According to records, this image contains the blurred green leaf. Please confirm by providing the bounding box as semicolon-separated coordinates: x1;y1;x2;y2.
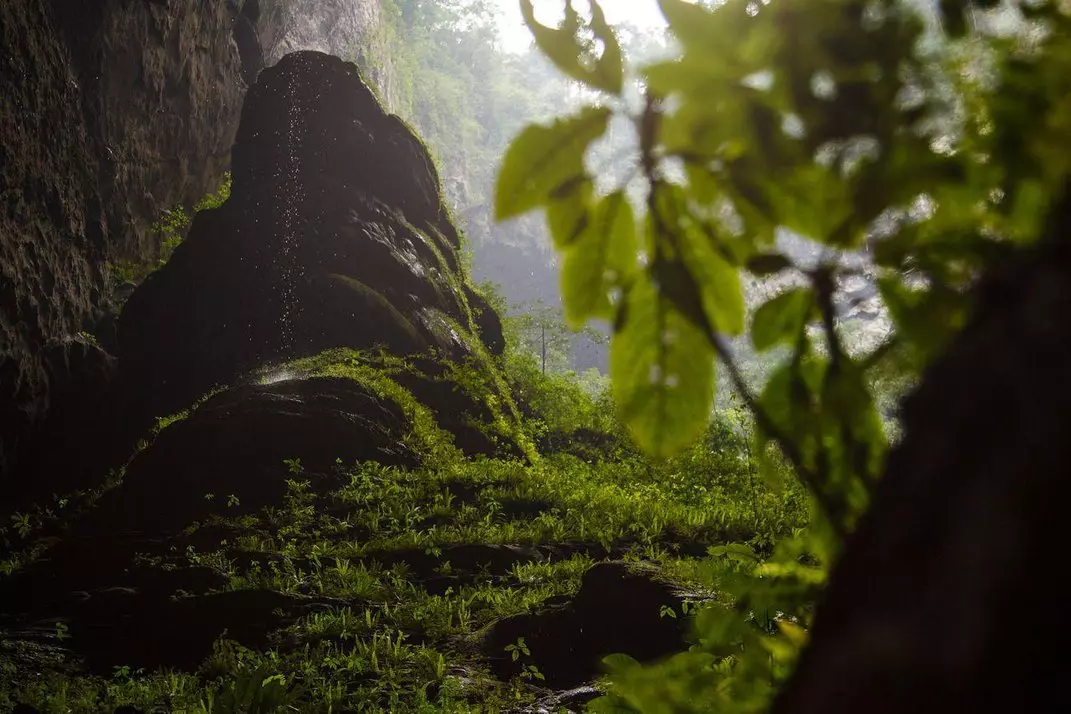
752;289;814;352
520;0;624;95
495;106;611;220
611;272;716;459
561;191;637;327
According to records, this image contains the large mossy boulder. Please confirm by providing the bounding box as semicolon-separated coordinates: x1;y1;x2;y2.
117;51;503;424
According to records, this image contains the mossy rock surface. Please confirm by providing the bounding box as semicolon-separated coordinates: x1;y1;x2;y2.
117;52;503;425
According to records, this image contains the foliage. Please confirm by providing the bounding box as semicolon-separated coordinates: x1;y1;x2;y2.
498;0;1071;710
0;352;805;712
108;174;232;292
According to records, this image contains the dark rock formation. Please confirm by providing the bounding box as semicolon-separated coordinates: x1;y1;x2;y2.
0;0;389;486
81;377;415;536
118;51;502;424
484;562;689;688
773;195;1071;712
0;0;248;480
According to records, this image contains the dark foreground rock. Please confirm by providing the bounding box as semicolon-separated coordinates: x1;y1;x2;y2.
0;51;528;697
81;376;415;536
484;562;689;689
4;51;511;510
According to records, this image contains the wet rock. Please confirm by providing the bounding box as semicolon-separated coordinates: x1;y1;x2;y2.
82;376;414;535
484;562;688;689
5;336;122;510
118;51;503;424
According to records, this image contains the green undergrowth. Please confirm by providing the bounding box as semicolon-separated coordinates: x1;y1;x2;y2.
279;347;536;463
2;343;809;712
2;443;802;712
107;175;232;293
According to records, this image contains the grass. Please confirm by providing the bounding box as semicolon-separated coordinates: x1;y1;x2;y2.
0;348;808;712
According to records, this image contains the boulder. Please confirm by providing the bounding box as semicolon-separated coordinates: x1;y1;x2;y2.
118;51;503;424
484;562;689;689
82;376;414;536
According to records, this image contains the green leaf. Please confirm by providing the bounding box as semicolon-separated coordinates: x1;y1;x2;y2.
611;272;716;458
877;276;968;365
658;0;778;67
561;191;637;327
602;653;642;673
495;106;611;220
752;288;815;352
757;353;826;471
652;184;745;335
520;0;624;95
546;178;594;250
822;360;888;488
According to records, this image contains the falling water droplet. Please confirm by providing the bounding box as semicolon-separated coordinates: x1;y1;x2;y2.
276;66;305;355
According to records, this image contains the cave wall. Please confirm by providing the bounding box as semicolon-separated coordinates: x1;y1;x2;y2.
254;0;382;68
0;0;383;483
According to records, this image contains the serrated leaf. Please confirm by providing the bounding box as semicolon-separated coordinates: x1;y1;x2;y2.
752;288;814;351
561;191;637;327
495;106;611;220
521;0;624;95
611;272;716;458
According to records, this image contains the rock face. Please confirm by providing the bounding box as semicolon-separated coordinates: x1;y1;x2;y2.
118;51;502;423
0;50;517;685
255;0;382;67
0;0;251;479
0;0;390;485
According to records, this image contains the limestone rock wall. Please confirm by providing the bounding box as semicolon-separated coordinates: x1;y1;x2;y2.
0;0;384;483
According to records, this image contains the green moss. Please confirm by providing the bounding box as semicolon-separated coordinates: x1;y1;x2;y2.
284;348;462;468
328;273;423;346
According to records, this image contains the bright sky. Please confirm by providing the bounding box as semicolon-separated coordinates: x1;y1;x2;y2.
493;0;669;53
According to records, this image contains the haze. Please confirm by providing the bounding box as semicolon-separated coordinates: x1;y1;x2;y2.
494;0;670;52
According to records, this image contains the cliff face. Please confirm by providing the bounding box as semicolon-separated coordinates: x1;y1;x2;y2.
256;0;381;67
0;0;384;482
0;0;248;477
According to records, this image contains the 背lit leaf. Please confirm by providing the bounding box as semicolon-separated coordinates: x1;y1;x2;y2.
651;184;746;335
752;288;814;352
495;106;611;220
561;191;637;327
546;178;594;250
611;271;716;458
520;0;624;95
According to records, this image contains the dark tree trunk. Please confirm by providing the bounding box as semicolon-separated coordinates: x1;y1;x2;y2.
774;197;1071;712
